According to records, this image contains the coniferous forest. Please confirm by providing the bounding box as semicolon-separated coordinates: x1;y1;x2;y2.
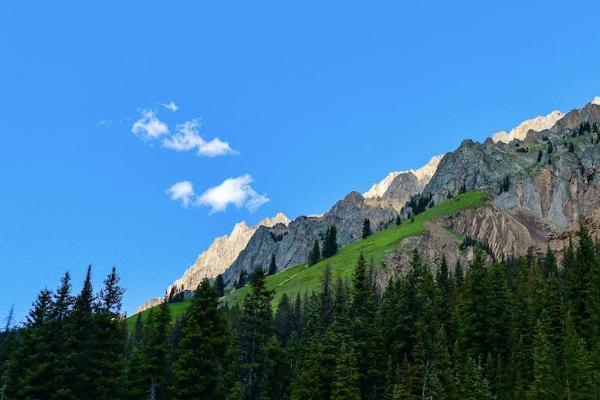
1;227;600;400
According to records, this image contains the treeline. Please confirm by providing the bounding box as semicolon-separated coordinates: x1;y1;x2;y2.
1;227;600;399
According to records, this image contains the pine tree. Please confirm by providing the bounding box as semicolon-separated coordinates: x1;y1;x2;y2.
321;226;338;258
237;268;275;400
64;266;97;399
93;267;127;400
7;289;54;399
331;342;361;400
351;253;387;399
461;250;489;358
215;274;226;297
454;259;464;289
563;312;599;400
172;278;229;400
396;215;402;226
267;254;277;276
542;246;558;277
362;218;372;239
128;300;171;400
528;319;560;400
308;240;321;266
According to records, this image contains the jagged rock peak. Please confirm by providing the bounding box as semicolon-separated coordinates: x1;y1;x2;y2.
491;110;564;144
136;212;289;313
364;155;444;199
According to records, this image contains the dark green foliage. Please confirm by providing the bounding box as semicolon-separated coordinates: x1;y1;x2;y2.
569;141;575;152
547;140;554;154
236;268;275;400
308;239;321;266
499;175;510;193
362;218;372;239
396;215;402;226
268;254;277;276
321;225;338;258
215;273;226;297
537;150;543;162
172;278;228;400
8;233;600;400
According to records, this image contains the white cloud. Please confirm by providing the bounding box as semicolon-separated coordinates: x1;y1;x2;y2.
198;137;238;157
131;110;169;139
197;174;269;213
162;119;238;157
167;181;195;207
161;101;178;112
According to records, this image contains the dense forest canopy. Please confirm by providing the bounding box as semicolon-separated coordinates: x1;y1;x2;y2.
1;226;599;400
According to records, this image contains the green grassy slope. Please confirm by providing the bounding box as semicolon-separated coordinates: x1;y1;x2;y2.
126;190;488;331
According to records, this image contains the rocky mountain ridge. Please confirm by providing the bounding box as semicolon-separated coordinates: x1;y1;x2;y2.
137;97;600;313
137;213;289;312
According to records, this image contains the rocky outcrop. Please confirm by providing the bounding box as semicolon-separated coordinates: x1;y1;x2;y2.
223;192;397;286
364;155;443;211
137;213;289;312
425;102;600;228
491;111;564;144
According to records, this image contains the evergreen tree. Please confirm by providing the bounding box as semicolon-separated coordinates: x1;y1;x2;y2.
237;268;274;400
528;319;560;400
563;313;598;400
215;274;226;297
128;301;171;400
93;267;127;400
308;240;321;266
542;246;558;277
362;218;372;239
65;266;97;399
321;226;338;258
7;289;54;399
351;253;387;399
172;278;229;400
331;342;361;400
454;259;464;289
267;254;277;276
396;215;402;226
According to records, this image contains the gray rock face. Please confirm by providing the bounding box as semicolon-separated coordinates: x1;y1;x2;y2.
424;103;600;228
223;191;397;286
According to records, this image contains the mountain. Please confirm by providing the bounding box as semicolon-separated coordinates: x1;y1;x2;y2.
221;191;397;287
491;110;564;143
136;97;600;315
363;155;444;211
136;212;289;312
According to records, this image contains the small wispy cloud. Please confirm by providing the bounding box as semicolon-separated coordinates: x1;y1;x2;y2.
197;174;269;213
161;101;178;112
162;119;239;157
167;181;195;207
131;110;169;139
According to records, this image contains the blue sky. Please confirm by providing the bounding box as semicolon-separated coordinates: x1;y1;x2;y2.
2;0;600;322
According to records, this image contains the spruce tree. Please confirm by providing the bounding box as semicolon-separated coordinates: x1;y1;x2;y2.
331;342;361;400
93;267;127;400
237;268;274;400
362;218;372;239
528;319;560;400
351;253;387;399
7;289;54;399
172;278;229;400
267;254;277;276
308;240;321;266
215;274;226;297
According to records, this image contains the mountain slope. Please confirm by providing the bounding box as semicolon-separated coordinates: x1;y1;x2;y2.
137;213;289;312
